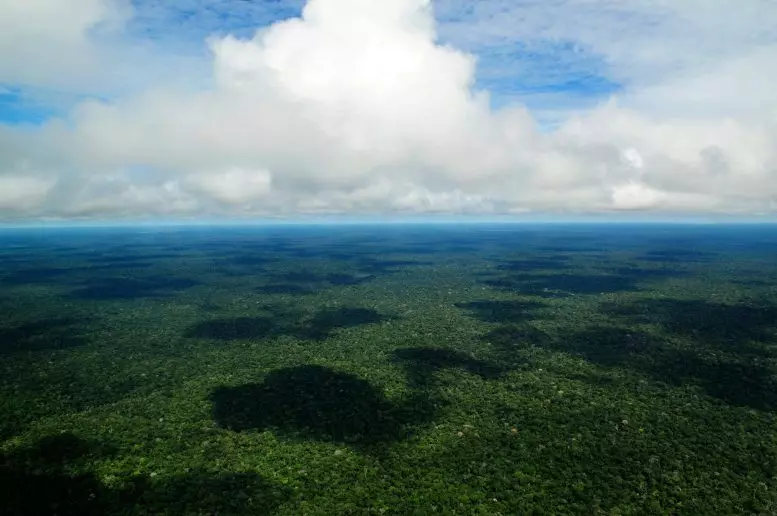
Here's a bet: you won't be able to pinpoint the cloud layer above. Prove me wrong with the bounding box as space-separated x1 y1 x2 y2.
1 0 776 220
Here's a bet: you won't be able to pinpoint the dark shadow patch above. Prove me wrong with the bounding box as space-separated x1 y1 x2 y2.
0 434 289 515
253 271 376 293
88 262 154 270
211 365 434 447
0 434 111 516
1 267 74 286
539 245 604 253
329 252 368 261
256 284 317 295
69 275 199 300
1 262 160 287
6 433 117 467
296 307 386 341
88 253 183 264
732 279 770 287
392 245 442 255
441 244 479 253
274 247 325 258
125 470 291 515
186 317 274 341
696 359 776 410
552 327 669 369
199 300 222 313
608 265 687 281
496 257 569 272
482 325 553 355
518 273 637 295
548 326 777 411
357 258 433 274
277 271 325 283
0 255 34 265
0 317 89 354
602 298 777 347
640 248 714 263
393 347 504 386
228 254 276 266
186 307 388 342
324 273 376 286
88 256 144 265
456 300 545 325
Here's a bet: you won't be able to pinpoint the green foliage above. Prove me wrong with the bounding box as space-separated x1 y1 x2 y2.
1 225 776 514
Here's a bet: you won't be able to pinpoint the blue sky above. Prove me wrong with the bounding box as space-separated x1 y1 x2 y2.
0 87 54 125
141 0 621 113
0 0 621 126
0 0 775 221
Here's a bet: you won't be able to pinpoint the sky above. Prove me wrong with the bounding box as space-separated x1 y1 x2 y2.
0 0 776 222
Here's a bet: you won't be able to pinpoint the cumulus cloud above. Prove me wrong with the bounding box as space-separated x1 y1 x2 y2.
0 176 54 212
186 167 273 205
0 0 775 220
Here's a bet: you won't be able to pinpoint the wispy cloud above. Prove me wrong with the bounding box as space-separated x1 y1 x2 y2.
435 0 777 117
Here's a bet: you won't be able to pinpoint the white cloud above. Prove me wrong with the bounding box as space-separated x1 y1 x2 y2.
0 0 130 90
0 0 775 220
611 182 664 211
186 167 273 205
436 0 777 122
0 175 54 212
